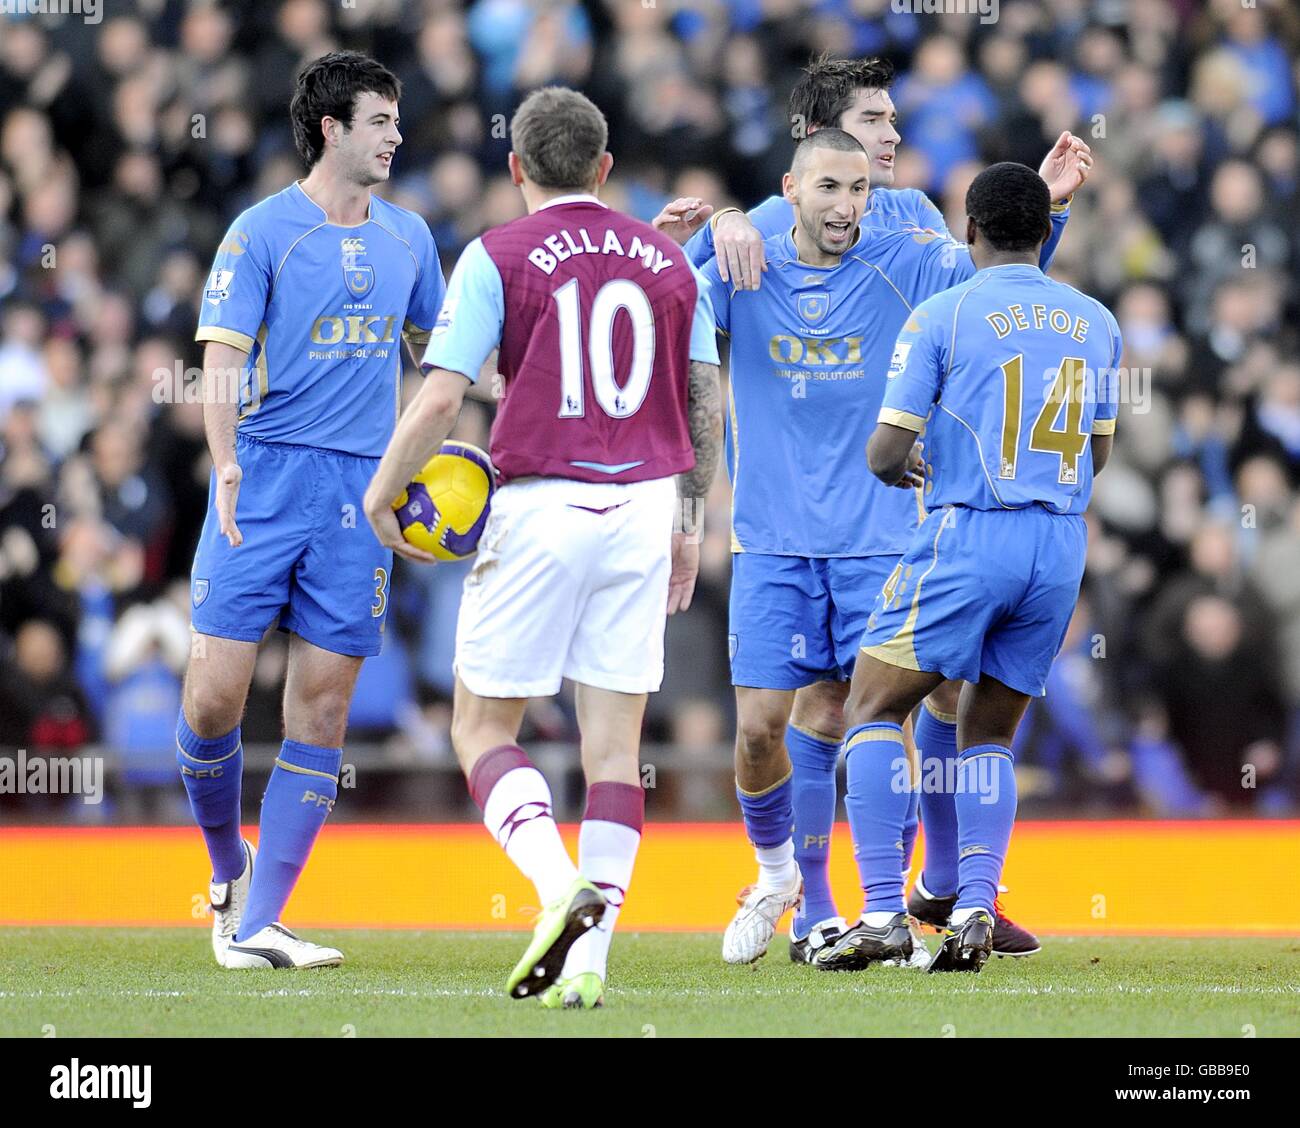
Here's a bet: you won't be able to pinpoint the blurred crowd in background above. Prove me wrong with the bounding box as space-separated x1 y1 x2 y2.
0 0 1297 819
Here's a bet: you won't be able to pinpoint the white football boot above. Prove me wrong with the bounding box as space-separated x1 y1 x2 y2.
722 874 803 964
210 840 255 966
222 923 344 969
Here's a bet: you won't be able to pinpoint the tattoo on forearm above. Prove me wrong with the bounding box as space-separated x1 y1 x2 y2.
677 360 723 529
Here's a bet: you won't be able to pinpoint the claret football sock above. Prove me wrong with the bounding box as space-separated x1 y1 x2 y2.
915 704 960 896
469 744 577 906
787 725 840 936
237 739 341 940
176 711 245 884
736 772 797 889
843 721 911 917
953 743 1017 915
563 781 644 981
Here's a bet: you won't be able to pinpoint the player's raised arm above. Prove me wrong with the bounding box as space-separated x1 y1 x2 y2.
1038 130 1093 205
651 196 715 245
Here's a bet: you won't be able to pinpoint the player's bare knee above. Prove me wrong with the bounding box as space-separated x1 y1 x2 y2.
284 689 350 748
790 684 847 742
181 675 244 738
843 683 908 732
450 710 500 766
736 707 787 767
925 679 961 719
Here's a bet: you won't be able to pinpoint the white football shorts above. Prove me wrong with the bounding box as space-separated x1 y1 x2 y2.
454 475 677 698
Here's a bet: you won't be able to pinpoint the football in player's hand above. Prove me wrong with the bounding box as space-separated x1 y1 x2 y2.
392 441 496 561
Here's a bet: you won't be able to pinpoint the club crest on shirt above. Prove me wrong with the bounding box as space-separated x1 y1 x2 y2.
341 237 374 298
192 578 210 607
797 292 829 325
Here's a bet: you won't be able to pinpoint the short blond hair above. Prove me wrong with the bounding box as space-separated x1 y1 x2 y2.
510 87 608 191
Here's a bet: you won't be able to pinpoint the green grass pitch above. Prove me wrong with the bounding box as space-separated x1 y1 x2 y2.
1 929 1296 1038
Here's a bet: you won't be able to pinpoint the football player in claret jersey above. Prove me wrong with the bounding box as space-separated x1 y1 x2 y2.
364 87 723 1009
657 54 1091 963
851 162 1121 971
181 53 445 969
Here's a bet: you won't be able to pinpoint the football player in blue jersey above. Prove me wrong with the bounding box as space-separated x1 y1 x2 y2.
850 162 1120 972
699 129 959 967
660 55 1090 964
179 53 445 969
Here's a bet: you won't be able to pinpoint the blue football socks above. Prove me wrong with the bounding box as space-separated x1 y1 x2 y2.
787 724 840 936
176 712 245 884
236 739 342 940
953 743 1018 915
736 771 794 850
843 721 911 917
915 703 960 896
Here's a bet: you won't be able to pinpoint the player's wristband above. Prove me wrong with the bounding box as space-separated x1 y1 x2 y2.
709 207 743 233
1051 194 1073 213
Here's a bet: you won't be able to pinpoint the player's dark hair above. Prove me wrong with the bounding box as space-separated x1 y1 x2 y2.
790 127 869 176
789 53 895 134
965 162 1052 252
510 86 609 191
290 51 401 168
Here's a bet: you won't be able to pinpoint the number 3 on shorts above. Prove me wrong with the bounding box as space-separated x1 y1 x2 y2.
371 566 388 618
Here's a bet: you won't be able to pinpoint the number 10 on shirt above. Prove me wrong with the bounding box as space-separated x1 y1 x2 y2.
555 278 655 420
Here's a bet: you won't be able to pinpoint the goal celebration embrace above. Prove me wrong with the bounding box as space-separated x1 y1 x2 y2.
1 1 1297 1056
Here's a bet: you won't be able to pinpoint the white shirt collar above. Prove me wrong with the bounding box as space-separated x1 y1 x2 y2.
537 193 606 211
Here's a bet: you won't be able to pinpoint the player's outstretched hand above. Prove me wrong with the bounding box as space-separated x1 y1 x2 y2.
215 461 243 547
893 440 925 490
667 531 700 615
1039 131 1094 202
652 197 715 246
363 492 439 565
714 211 767 291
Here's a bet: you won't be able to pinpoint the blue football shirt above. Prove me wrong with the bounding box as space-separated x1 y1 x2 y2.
196 182 445 457
701 225 973 556
879 263 1122 514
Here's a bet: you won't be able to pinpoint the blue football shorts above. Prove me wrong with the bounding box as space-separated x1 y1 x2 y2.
729 552 900 690
858 504 1087 697
190 433 392 657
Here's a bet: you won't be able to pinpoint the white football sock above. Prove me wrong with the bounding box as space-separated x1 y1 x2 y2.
755 838 799 890
562 818 641 981
482 766 576 906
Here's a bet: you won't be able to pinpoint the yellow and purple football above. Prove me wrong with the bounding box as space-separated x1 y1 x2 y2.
392 440 496 561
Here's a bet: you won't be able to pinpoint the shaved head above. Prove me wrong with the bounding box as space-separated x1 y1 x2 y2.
791 127 870 178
